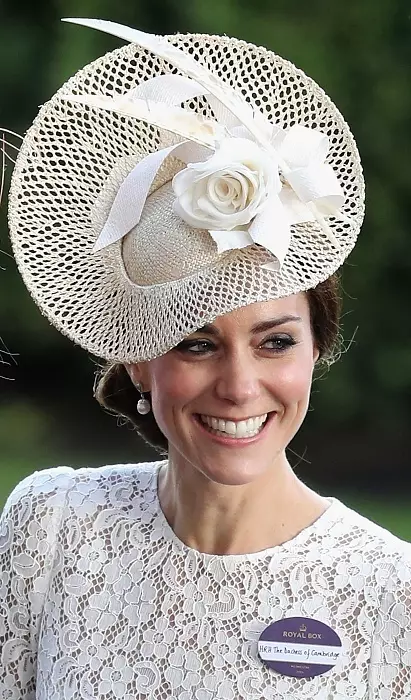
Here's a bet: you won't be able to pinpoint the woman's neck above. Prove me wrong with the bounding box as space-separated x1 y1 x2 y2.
157 453 329 555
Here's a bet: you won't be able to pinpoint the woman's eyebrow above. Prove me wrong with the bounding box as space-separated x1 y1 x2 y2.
251 315 302 334
194 315 302 337
194 324 219 336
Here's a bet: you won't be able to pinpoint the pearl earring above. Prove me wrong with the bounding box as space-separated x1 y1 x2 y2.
136 383 151 415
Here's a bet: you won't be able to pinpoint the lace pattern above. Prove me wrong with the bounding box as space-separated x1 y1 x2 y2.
0 462 410 699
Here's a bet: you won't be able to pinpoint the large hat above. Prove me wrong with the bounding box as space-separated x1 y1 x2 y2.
8 19 364 362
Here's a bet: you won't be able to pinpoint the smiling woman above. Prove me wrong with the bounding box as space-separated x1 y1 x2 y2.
1 18 410 700
96 275 340 454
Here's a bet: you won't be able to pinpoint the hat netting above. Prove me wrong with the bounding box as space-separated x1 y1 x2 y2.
8 33 365 361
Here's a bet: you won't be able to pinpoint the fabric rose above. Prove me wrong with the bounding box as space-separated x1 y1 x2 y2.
172 137 280 231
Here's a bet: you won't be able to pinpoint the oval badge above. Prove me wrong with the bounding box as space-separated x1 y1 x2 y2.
258 616 342 678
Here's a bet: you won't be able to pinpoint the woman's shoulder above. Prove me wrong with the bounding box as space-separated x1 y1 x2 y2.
6 461 161 493
2 461 164 521
333 498 411 572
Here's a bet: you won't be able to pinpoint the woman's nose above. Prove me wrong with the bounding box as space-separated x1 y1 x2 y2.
214 352 261 405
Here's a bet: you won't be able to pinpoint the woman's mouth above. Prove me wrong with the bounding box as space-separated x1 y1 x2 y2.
197 413 269 439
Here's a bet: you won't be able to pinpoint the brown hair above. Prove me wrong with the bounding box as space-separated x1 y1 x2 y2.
95 274 342 453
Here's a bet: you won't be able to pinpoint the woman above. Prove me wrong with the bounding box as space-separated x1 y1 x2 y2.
1 18 410 700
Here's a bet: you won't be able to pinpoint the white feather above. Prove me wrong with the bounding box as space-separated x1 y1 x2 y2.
62 18 272 144
60 92 225 149
129 74 206 107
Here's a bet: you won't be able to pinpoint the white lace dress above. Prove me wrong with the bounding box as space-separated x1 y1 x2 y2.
1 461 410 699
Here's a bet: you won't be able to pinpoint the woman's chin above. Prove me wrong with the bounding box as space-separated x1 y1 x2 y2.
167 412 290 486
193 453 283 487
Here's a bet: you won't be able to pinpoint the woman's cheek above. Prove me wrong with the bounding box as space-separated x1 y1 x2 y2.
152 367 197 404
273 361 315 403
148 361 206 435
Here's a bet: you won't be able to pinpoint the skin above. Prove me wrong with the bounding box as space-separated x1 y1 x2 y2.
126 293 329 555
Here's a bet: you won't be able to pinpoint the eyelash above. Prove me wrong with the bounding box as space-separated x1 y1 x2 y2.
176 335 297 355
262 335 297 352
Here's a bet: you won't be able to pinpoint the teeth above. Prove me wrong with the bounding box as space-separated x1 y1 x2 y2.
237 421 247 438
200 414 267 439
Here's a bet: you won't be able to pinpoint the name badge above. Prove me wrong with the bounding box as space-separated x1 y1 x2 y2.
258 616 342 678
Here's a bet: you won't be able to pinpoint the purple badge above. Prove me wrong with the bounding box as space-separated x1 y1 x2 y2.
258 617 342 678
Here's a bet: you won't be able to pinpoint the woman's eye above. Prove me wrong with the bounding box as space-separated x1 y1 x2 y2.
261 335 296 352
176 339 215 354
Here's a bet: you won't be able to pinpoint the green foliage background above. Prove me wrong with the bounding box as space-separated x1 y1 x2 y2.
0 0 410 536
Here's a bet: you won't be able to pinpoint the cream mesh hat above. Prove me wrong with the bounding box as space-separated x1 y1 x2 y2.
8 19 365 362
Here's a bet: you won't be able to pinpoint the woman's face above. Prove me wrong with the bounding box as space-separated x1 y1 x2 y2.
129 293 319 486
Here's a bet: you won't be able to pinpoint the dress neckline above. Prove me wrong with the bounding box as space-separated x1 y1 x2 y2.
150 461 346 563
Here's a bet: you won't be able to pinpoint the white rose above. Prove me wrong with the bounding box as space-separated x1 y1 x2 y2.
172 137 280 231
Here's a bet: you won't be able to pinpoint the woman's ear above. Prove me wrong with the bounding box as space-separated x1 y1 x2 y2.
124 362 151 391
313 345 320 365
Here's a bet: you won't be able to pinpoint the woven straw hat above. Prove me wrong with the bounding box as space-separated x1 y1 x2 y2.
8 19 364 362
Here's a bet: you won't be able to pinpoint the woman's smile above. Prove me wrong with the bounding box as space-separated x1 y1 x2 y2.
195 412 271 441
